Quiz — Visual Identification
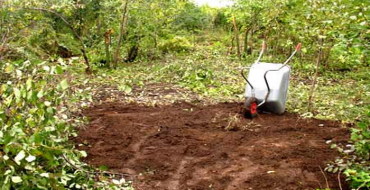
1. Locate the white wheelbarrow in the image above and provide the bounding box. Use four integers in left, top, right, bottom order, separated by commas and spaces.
241, 42, 302, 118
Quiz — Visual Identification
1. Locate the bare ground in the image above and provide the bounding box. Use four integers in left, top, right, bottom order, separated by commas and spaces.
76, 102, 350, 190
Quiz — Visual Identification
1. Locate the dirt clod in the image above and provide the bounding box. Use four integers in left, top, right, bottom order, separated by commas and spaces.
76, 102, 350, 190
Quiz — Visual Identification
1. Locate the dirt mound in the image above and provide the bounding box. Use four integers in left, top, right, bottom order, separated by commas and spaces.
76, 102, 350, 190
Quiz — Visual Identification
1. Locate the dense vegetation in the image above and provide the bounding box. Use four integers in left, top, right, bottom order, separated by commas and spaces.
0, 0, 369, 189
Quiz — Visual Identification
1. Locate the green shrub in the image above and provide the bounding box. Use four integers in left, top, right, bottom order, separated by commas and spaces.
0, 61, 131, 189
159, 36, 192, 53
344, 117, 370, 189
326, 112, 370, 189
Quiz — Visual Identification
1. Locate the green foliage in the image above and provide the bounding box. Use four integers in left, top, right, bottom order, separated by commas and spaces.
343, 117, 370, 189
287, 67, 369, 122
351, 120, 370, 159
229, 0, 368, 69
344, 167, 370, 189
326, 114, 369, 189
212, 10, 228, 28
159, 36, 192, 53
1, 0, 218, 63
173, 2, 211, 31
0, 61, 131, 189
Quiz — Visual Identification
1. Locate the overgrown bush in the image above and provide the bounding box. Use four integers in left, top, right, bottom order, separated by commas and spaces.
0, 61, 132, 189
159, 36, 192, 53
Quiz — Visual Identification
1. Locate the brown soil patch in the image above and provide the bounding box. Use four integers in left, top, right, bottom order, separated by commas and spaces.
76, 102, 350, 190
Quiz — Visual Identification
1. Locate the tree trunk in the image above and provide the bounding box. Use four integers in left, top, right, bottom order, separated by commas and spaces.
249, 28, 254, 55
153, 32, 158, 48
228, 36, 235, 56
232, 16, 241, 59
81, 48, 92, 74
104, 29, 113, 66
125, 44, 139, 63
112, 0, 129, 68
243, 27, 250, 55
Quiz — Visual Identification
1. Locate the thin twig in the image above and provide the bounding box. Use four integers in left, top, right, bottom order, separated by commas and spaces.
294, 116, 302, 128
319, 166, 330, 189
356, 181, 368, 190
1, 28, 9, 46
61, 154, 80, 170
338, 171, 343, 190
90, 171, 135, 180
308, 36, 323, 112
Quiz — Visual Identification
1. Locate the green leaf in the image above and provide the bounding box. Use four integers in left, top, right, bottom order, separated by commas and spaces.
25, 155, 36, 162
11, 176, 22, 183
118, 84, 132, 94
16, 70, 22, 77
98, 165, 109, 171
37, 89, 44, 98
55, 66, 64, 74
43, 66, 50, 72
5, 64, 14, 73
44, 101, 52, 107
60, 79, 69, 90
46, 107, 54, 114
14, 88, 21, 99
40, 173, 49, 178
26, 78, 32, 90
80, 151, 87, 157
14, 150, 25, 165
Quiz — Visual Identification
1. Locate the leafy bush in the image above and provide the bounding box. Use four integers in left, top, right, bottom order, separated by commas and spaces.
344, 117, 370, 189
159, 36, 192, 53
172, 2, 211, 31
0, 61, 132, 189
180, 68, 214, 91
326, 112, 370, 189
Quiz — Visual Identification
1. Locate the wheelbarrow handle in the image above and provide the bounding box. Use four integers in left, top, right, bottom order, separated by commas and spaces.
282, 43, 302, 65
262, 41, 267, 51
241, 67, 254, 90
296, 43, 302, 51
255, 41, 266, 64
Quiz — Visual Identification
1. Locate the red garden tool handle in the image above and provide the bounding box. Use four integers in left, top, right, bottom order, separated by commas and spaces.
262, 41, 267, 50
282, 43, 302, 65
296, 43, 302, 51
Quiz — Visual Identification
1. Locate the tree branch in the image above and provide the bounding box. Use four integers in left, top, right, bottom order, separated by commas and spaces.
28, 8, 91, 73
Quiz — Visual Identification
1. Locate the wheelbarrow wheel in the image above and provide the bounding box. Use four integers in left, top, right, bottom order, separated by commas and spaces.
243, 97, 258, 118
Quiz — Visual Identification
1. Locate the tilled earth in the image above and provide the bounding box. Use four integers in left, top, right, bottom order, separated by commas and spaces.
76, 102, 350, 190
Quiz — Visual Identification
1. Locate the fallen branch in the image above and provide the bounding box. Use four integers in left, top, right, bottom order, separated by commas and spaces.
319, 166, 330, 189
338, 171, 343, 190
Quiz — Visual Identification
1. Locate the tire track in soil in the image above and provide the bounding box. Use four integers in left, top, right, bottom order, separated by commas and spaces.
119, 123, 160, 175
76, 102, 350, 190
